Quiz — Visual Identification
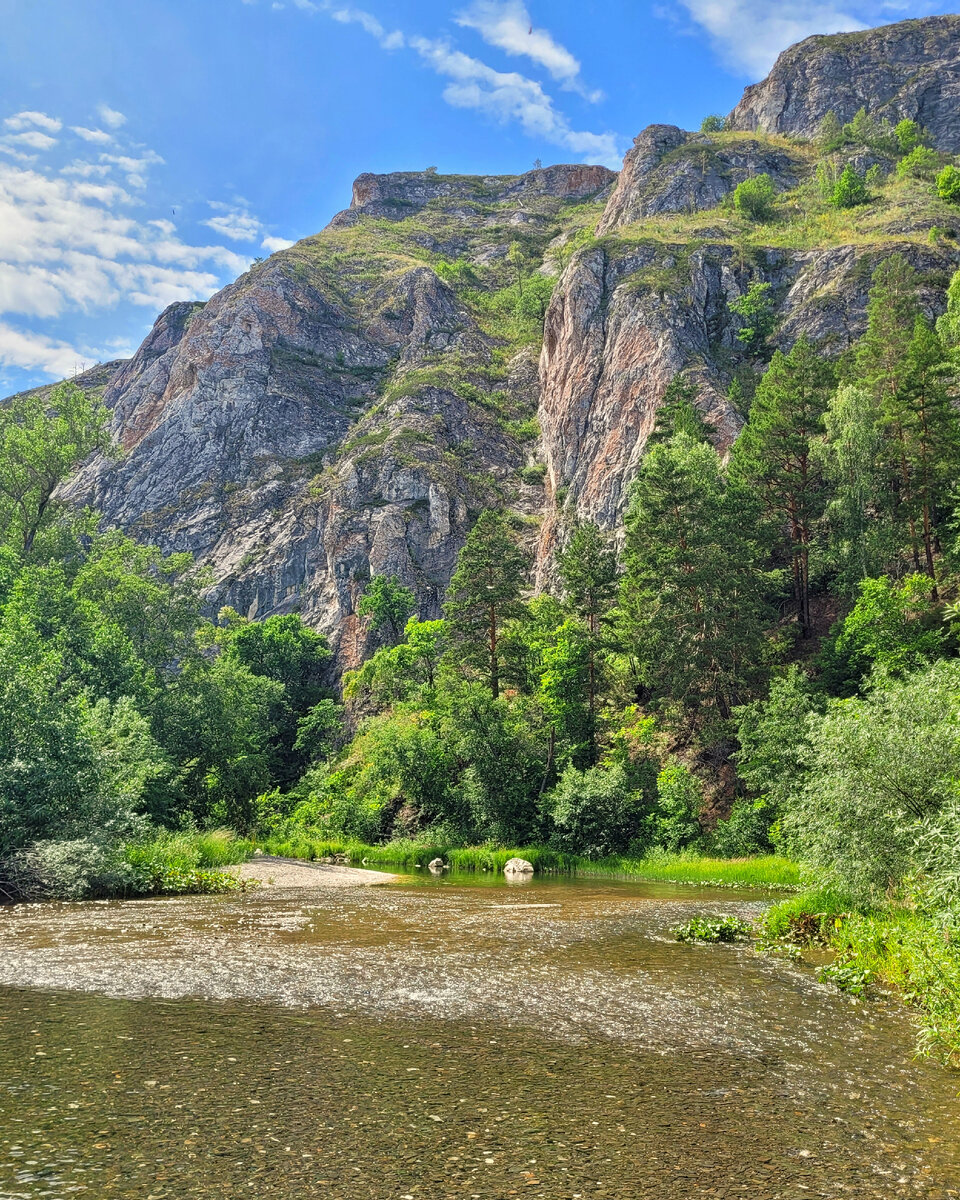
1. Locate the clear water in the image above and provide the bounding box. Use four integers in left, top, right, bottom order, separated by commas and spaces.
1, 873, 958, 1198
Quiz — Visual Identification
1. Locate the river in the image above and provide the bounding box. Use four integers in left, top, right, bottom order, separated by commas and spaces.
0, 872, 957, 1197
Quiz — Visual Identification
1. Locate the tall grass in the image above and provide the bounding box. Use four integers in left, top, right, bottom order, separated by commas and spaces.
121, 829, 254, 896
256, 833, 802, 889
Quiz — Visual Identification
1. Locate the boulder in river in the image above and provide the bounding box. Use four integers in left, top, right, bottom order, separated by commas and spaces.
428, 858, 446, 872
504, 858, 534, 876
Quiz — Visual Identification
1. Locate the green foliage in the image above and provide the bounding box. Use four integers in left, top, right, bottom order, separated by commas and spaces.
650, 761, 704, 851
620, 431, 774, 734
895, 145, 940, 180
444, 510, 531, 698
699, 115, 726, 133
675, 914, 752, 942
895, 119, 927, 155
817, 960, 872, 995
709, 799, 776, 856
0, 381, 113, 556
729, 281, 775, 353
546, 763, 650, 859
357, 574, 417, 643
831, 164, 868, 209
936, 164, 960, 205
733, 174, 775, 222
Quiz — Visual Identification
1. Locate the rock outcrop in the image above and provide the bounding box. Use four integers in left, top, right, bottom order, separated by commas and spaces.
727, 15, 960, 150
597, 126, 800, 232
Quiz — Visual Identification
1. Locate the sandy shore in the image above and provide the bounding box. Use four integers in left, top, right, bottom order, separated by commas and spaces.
230, 854, 400, 888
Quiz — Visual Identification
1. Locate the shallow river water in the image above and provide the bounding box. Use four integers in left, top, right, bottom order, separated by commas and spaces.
0, 872, 958, 1198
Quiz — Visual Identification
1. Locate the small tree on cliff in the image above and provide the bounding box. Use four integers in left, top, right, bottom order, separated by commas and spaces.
444, 511, 531, 699
358, 574, 416, 645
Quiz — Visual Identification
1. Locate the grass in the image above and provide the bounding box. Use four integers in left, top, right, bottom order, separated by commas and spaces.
256, 833, 802, 889
120, 829, 254, 897
762, 888, 960, 1065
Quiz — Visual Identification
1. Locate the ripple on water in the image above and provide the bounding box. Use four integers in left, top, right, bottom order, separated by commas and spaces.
0, 876, 958, 1197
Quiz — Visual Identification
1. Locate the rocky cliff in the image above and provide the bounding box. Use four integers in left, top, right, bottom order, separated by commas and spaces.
46, 16, 960, 663
727, 14, 960, 150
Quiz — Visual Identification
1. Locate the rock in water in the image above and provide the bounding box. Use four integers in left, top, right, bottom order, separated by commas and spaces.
503, 858, 534, 876
428, 858, 446, 872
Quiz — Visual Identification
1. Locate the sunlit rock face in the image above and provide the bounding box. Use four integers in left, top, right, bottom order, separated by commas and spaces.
727, 14, 960, 151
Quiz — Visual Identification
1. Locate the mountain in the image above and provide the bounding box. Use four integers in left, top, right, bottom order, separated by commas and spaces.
53, 15, 960, 667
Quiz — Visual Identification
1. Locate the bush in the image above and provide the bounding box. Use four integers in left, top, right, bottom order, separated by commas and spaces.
709, 799, 775, 856
520, 462, 547, 486
649, 761, 703, 852
733, 174, 776, 221
675, 915, 752, 942
896, 145, 941, 180
700, 115, 725, 133
546, 763, 647, 859
895, 119, 926, 155
937, 165, 960, 205
831, 165, 868, 208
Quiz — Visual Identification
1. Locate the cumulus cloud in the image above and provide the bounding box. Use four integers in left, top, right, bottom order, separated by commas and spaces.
4, 111, 62, 133
673, 0, 880, 76
0, 322, 90, 377
262, 234, 295, 252
411, 37, 620, 165
97, 103, 127, 129
455, 0, 602, 100
5, 130, 57, 151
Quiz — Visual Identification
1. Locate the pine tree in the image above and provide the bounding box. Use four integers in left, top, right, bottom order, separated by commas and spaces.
731, 336, 835, 638
357, 574, 416, 644
444, 511, 532, 698
620, 432, 772, 735
557, 521, 618, 749
648, 375, 712, 445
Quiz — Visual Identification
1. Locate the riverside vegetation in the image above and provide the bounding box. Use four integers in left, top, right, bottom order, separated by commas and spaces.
6, 110, 960, 1063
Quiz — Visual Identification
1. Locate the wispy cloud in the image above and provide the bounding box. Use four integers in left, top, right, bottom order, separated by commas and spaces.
411, 36, 619, 164
97, 103, 127, 129
71, 126, 114, 144
203, 200, 263, 241
670, 0, 931, 77
455, 1, 602, 101
6, 130, 58, 151
255, 0, 621, 165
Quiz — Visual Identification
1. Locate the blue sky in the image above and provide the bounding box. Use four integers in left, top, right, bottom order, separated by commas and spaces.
0, 0, 955, 392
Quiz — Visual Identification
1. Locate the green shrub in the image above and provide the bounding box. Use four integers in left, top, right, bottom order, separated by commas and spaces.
709, 799, 775, 856
675, 915, 752, 942
896, 145, 941, 180
895, 119, 926, 155
520, 462, 547, 486
546, 763, 648, 859
937, 164, 960, 205
700, 115, 725, 133
831, 165, 868, 208
649, 761, 703, 852
733, 174, 776, 221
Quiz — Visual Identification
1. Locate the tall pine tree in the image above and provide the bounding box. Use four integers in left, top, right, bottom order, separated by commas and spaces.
444, 511, 531, 699
731, 336, 834, 638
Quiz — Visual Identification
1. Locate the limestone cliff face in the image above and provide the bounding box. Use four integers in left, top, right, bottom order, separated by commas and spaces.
727, 15, 960, 150
44, 16, 960, 658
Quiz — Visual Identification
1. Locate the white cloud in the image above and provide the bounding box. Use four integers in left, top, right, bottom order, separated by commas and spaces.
456, 0, 602, 100
97, 103, 127, 129
5, 131, 57, 151
262, 234, 295, 252
71, 125, 114, 144
0, 109, 278, 379
4, 111, 62, 133
325, 3, 405, 48
269, 0, 620, 164
411, 37, 620, 165
0, 322, 88, 376
674, 0, 869, 76
203, 200, 263, 242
